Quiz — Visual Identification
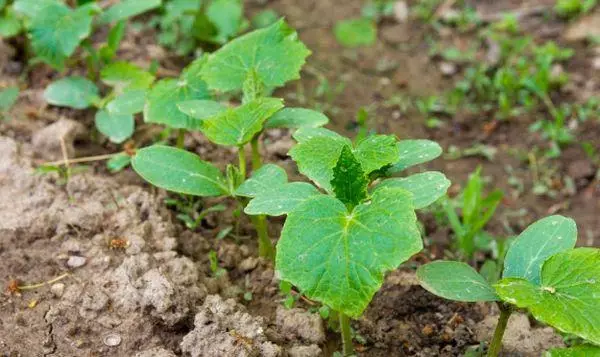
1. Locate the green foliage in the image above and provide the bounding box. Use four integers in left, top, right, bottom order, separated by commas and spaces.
132, 145, 229, 197
251, 9, 278, 29
555, 0, 597, 18
44, 76, 100, 109
331, 146, 369, 209
98, 0, 162, 25
418, 215, 600, 348
376, 172, 451, 209
333, 18, 377, 48
0, 86, 19, 114
388, 139, 443, 174
264, 108, 329, 129
201, 19, 311, 93
0, 1, 22, 37
107, 153, 131, 173
94, 110, 134, 144
545, 345, 600, 356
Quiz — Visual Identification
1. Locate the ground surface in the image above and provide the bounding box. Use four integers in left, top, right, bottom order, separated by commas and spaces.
1, 0, 599, 356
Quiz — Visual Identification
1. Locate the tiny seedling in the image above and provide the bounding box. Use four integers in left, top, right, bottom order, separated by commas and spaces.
443, 167, 504, 261
242, 127, 449, 355
554, 0, 597, 18
334, 17, 377, 48
165, 195, 226, 230
44, 61, 156, 145
417, 215, 600, 356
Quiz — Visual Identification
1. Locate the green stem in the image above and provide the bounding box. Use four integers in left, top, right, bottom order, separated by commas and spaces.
238, 146, 246, 178
250, 135, 262, 170
176, 129, 186, 149
339, 312, 354, 356
487, 303, 512, 357
250, 214, 275, 261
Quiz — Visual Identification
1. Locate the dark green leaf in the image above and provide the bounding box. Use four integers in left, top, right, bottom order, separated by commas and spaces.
331, 145, 368, 209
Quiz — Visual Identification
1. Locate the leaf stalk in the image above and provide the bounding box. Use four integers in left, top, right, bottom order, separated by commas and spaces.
487, 303, 512, 357
339, 312, 354, 356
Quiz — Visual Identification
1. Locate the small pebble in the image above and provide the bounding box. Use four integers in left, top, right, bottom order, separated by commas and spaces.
67, 256, 86, 268
51, 283, 65, 298
394, 1, 409, 22
103, 333, 122, 347
439, 62, 457, 76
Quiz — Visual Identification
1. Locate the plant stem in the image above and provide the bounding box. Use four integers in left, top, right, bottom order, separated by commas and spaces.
250, 135, 262, 170
487, 303, 512, 357
250, 214, 275, 261
339, 312, 354, 356
176, 129, 186, 149
238, 146, 247, 178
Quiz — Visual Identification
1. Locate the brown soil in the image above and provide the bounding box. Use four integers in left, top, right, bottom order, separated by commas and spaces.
1, 0, 598, 356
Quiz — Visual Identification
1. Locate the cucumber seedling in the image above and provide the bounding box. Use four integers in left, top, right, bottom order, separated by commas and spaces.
417, 215, 600, 356
241, 127, 450, 355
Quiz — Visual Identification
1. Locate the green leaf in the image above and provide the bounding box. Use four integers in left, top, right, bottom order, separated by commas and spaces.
132, 145, 228, 197
200, 97, 283, 146
354, 135, 400, 174
44, 76, 99, 109
235, 164, 287, 197
0, 0, 6, 9
376, 172, 450, 209
101, 62, 155, 91
251, 9, 278, 29
177, 100, 227, 120
95, 109, 134, 144
201, 19, 310, 92
0, 7, 22, 37
98, 0, 162, 24
13, 0, 56, 18
293, 127, 346, 143
417, 261, 499, 302
242, 69, 263, 103
545, 345, 600, 357
204, 0, 243, 44
276, 187, 421, 317
331, 145, 368, 209
264, 107, 329, 129
16, 1, 99, 69
106, 90, 146, 115
495, 248, 600, 345
388, 140, 443, 174
334, 18, 377, 48
503, 215, 577, 285
107, 153, 131, 173
245, 182, 321, 216
0, 87, 19, 112
144, 57, 211, 129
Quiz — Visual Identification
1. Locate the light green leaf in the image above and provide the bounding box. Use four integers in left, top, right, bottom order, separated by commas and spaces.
101, 62, 155, 91
289, 133, 351, 192
201, 19, 310, 92
98, 0, 162, 24
245, 182, 321, 216
0, 0, 7, 9
376, 172, 450, 209
95, 109, 134, 144
334, 18, 376, 48
0, 7, 22, 37
389, 140, 443, 174
495, 248, 600, 345
13, 0, 56, 18
18, 1, 99, 69
251, 9, 278, 29
354, 135, 400, 174
144, 57, 211, 129
0, 87, 19, 112
132, 145, 228, 196
417, 261, 499, 302
205, 0, 243, 44
106, 90, 146, 115
276, 187, 421, 318
545, 345, 600, 357
503, 215, 577, 285
292, 127, 346, 143
331, 145, 368, 209
235, 164, 287, 197
44, 76, 99, 109
200, 97, 283, 146
177, 100, 227, 120
264, 107, 329, 129
107, 153, 131, 173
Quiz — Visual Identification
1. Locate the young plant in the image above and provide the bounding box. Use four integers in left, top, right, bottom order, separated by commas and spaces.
555, 0, 597, 18
44, 60, 156, 146
443, 167, 504, 261
12, 0, 161, 70
0, 0, 22, 38
132, 20, 325, 260
417, 215, 600, 356
241, 128, 450, 355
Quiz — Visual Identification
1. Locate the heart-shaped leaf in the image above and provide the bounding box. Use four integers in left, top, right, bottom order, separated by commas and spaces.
245, 182, 321, 216
201, 19, 310, 92
264, 107, 329, 129
276, 187, 421, 317
177, 100, 227, 120
132, 145, 228, 197
389, 140, 443, 174
101, 62, 155, 91
106, 90, 146, 115
200, 97, 283, 146
503, 215, 577, 285
417, 261, 499, 302
144, 57, 211, 129
331, 145, 368, 209
235, 164, 288, 197
44, 76, 99, 109
98, 0, 162, 24
376, 172, 450, 209
495, 248, 600, 345
95, 109, 134, 143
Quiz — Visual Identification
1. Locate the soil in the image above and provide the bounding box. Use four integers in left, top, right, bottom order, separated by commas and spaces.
1, 0, 598, 356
